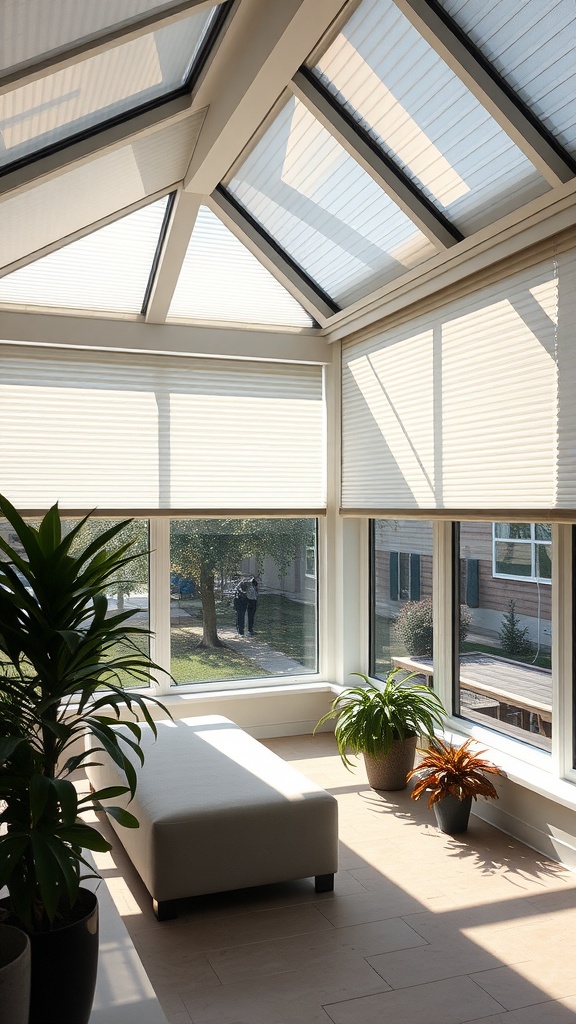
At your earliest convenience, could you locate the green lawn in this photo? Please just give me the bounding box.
[170,593,316,685]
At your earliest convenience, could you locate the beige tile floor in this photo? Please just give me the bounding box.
[94,733,576,1024]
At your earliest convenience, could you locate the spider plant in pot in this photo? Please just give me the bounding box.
[314,669,446,791]
[0,496,168,1024]
[407,738,503,834]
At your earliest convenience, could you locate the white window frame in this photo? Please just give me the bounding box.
[492,522,552,584]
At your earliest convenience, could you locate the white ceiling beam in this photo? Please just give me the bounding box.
[209,190,336,326]
[0,97,202,202]
[0,311,329,364]
[184,0,347,194]
[393,0,575,188]
[145,191,203,323]
[0,0,215,93]
[290,70,460,250]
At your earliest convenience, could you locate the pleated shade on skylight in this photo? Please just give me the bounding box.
[0,6,218,168]
[0,346,326,511]
[167,206,313,327]
[1,1,199,72]
[341,249,569,511]
[0,197,169,313]
[0,114,204,270]
[311,0,549,234]
[226,96,437,307]
[439,0,576,157]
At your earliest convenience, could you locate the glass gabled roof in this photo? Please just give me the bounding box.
[226,95,438,308]
[309,0,549,234]
[437,0,576,157]
[0,5,222,171]
[0,196,170,313]
[0,0,575,330]
[167,205,314,327]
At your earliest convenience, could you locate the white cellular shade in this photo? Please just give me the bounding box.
[0,7,217,167]
[167,205,314,326]
[227,96,437,307]
[311,0,549,233]
[439,0,576,157]
[0,113,204,270]
[0,346,326,511]
[556,244,576,506]
[342,256,561,510]
[0,197,169,313]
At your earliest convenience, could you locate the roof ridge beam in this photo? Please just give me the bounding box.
[290,68,462,251]
[393,0,576,188]
[184,0,347,195]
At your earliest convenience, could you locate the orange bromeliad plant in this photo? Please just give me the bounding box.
[407,738,502,808]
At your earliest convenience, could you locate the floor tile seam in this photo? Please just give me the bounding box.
[467,966,576,1009]
[362,953,533,989]
[397,904,576,936]
[320,972,510,1016]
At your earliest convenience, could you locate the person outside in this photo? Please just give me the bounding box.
[246,577,258,635]
[233,580,248,635]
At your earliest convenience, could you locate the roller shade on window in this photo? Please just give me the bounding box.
[0,346,326,512]
[342,249,569,512]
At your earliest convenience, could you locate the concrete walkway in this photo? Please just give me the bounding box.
[219,627,306,676]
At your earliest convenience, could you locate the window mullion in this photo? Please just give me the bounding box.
[149,517,172,695]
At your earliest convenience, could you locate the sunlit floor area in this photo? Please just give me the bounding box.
[93,733,576,1024]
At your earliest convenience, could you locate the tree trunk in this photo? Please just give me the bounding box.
[200,567,223,647]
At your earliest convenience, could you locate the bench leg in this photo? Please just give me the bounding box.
[315,873,334,893]
[153,898,178,921]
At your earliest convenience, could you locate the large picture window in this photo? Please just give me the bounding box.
[169,518,318,686]
[458,521,552,750]
[370,519,433,681]
[1,513,319,692]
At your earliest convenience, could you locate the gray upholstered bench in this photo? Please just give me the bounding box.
[86,715,338,920]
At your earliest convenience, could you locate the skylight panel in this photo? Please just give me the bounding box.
[1,2,192,73]
[437,0,576,157]
[309,0,549,234]
[0,196,169,313]
[0,6,219,169]
[167,206,314,327]
[226,96,437,307]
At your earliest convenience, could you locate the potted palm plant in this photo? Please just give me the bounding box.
[0,495,167,1024]
[407,738,502,833]
[315,669,446,790]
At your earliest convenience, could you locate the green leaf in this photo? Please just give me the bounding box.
[30,833,60,922]
[106,806,140,828]
[57,824,111,853]
[29,774,52,827]
[51,778,79,826]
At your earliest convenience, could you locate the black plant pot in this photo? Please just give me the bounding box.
[433,794,472,834]
[3,888,99,1024]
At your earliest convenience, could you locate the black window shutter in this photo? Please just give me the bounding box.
[389,551,399,600]
[409,553,421,600]
[466,558,479,607]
